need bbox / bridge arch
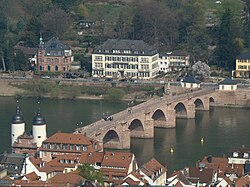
[103,130,120,148]
[209,97,215,103]
[174,102,187,118]
[194,98,204,109]
[129,119,144,138]
[152,109,167,127]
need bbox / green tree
[243,0,250,47]
[20,17,41,47]
[177,0,206,45]
[215,7,242,70]
[78,163,104,187]
[132,0,179,50]
[113,7,133,40]
[21,0,52,17]
[51,0,83,11]
[13,49,29,71]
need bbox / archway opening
[152,109,166,127]
[129,119,144,138]
[174,102,187,118]
[209,97,215,103]
[194,99,204,109]
[103,130,120,148]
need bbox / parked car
[41,75,50,79]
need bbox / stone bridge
[75,88,217,149]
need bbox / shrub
[105,88,125,101]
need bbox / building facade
[232,52,250,78]
[37,37,74,72]
[158,50,190,73]
[92,39,159,80]
[39,132,102,162]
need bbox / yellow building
[232,52,250,78]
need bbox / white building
[92,39,159,80]
[181,75,201,89]
[219,77,237,91]
[139,158,167,186]
[158,50,190,73]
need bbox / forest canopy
[0,0,249,71]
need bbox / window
[233,152,239,157]
[82,146,87,151]
[70,144,74,150]
[43,143,48,149]
[63,144,69,150]
[244,153,249,158]
[94,56,103,61]
[49,144,54,149]
[76,145,80,151]
[38,136,41,138]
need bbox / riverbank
[0,79,156,101]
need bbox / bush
[105,88,125,101]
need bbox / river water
[0,97,249,172]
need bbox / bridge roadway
[75,88,216,149]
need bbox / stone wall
[213,89,250,107]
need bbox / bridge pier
[154,108,176,128]
[143,119,154,138]
[103,129,131,150]
[201,97,210,111]
[186,103,196,118]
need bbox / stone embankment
[0,79,25,96]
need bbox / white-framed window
[233,152,239,157]
[244,153,249,158]
[82,146,87,151]
[43,143,48,149]
[76,145,80,151]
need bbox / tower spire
[32,100,47,147]
[11,100,25,146]
[39,32,44,48]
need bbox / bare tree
[40,6,72,39]
[132,0,179,50]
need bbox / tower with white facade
[11,106,25,146]
[32,107,47,147]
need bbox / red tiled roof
[124,177,140,186]
[49,172,85,187]
[80,152,104,164]
[101,152,134,168]
[236,175,250,186]
[43,133,92,145]
[140,158,166,180]
[14,180,50,186]
[23,171,40,181]
[188,167,213,183]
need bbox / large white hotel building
[92,39,159,80]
